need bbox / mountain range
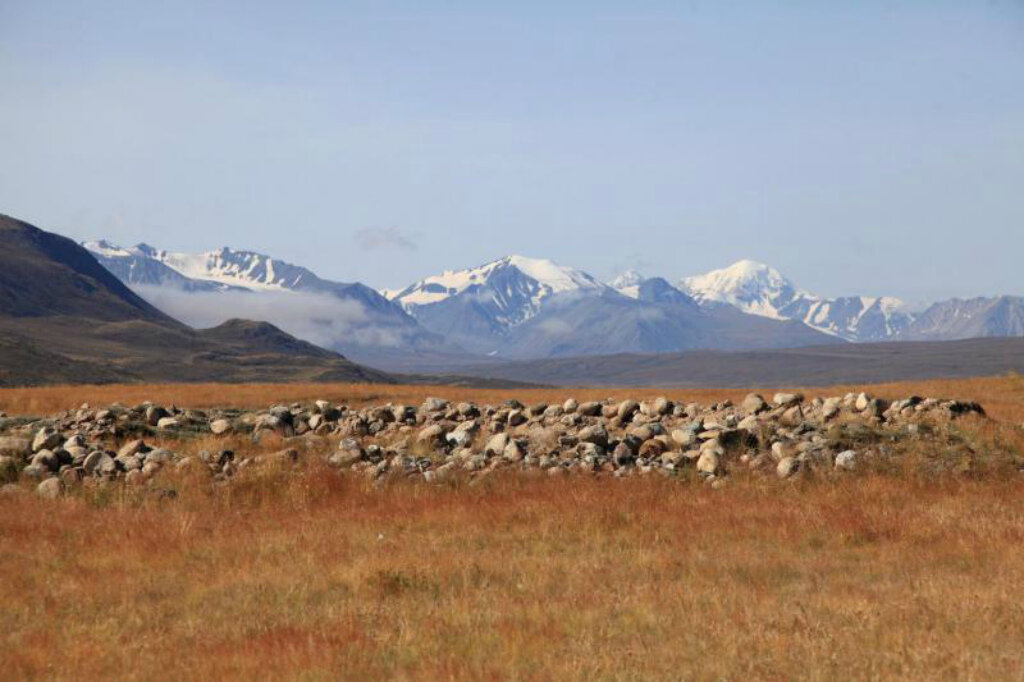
[84,240,453,363]
[0,210,1021,387]
[0,214,393,386]
[81,237,1024,372]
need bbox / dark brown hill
[0,213,392,386]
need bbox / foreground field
[2,375,1024,680]
[3,474,1024,680]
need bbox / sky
[1,0,1023,303]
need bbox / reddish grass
[2,472,1024,680]
[1,375,1024,679]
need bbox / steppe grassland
[2,374,1024,680]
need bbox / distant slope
[0,213,394,386]
[0,216,178,323]
[495,289,839,359]
[0,329,124,385]
[454,337,1024,387]
[900,296,1024,341]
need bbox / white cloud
[134,286,411,349]
[535,318,573,336]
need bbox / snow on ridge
[609,269,644,299]
[82,240,132,258]
[681,259,801,313]
[395,254,604,308]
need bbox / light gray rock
[210,419,232,435]
[503,441,525,462]
[484,433,509,456]
[577,425,609,447]
[445,427,475,448]
[737,415,759,431]
[777,457,799,478]
[30,449,59,472]
[417,424,445,446]
[145,449,174,465]
[772,393,803,407]
[421,397,449,413]
[117,439,147,459]
[742,394,767,414]
[32,428,62,453]
[145,406,169,426]
[36,477,64,499]
[82,451,114,475]
[696,450,719,476]
[507,409,527,427]
[617,400,640,420]
[835,450,857,471]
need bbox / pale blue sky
[1,1,1022,302]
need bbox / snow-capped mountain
[392,255,836,357]
[390,255,608,350]
[610,272,701,308]
[84,241,326,293]
[83,240,450,359]
[681,260,806,319]
[82,241,244,292]
[609,269,645,299]
[392,254,605,316]
[679,260,913,341]
[86,238,1024,367]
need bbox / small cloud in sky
[354,226,416,252]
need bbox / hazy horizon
[2,1,1022,302]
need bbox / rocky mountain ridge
[84,234,1024,364]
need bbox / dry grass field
[2,374,1024,680]
[3,373,1024,421]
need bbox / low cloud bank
[135,286,410,349]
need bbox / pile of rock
[0,392,987,498]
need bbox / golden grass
[3,472,1024,680]
[2,375,1024,680]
